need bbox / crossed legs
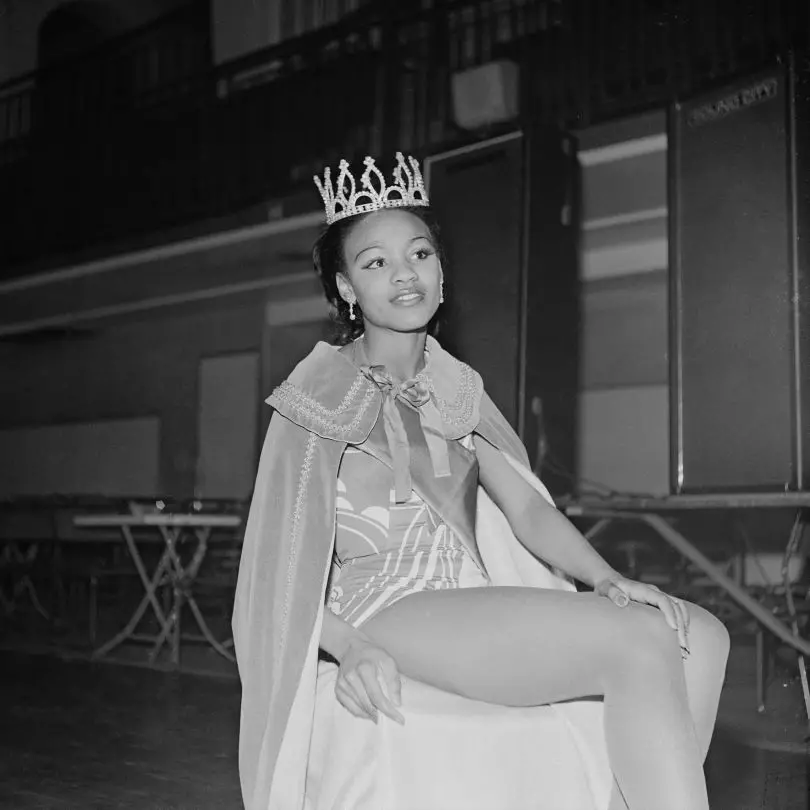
[361,588,730,810]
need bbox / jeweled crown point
[314,152,430,225]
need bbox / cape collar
[267,336,483,443]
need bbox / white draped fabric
[297,457,614,810]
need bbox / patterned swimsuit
[326,436,490,628]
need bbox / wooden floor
[0,644,807,809]
[0,652,241,809]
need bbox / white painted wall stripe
[0,272,312,337]
[581,238,668,280]
[0,211,322,295]
[582,207,668,231]
[578,133,667,167]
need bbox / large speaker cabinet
[669,62,810,493]
[425,130,580,493]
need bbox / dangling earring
[439,276,445,304]
[349,301,356,321]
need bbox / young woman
[233,153,730,810]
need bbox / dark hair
[312,206,446,345]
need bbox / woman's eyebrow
[354,243,382,261]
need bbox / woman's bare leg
[362,587,716,810]
[606,601,731,809]
[681,603,730,758]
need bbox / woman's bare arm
[320,608,373,661]
[320,607,404,723]
[473,435,617,588]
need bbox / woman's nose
[391,259,417,283]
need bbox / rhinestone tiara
[314,152,430,225]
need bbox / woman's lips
[391,289,425,306]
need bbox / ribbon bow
[363,364,451,503]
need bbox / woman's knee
[602,603,684,682]
[686,602,731,664]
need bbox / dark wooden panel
[523,127,581,491]
[427,130,581,493]
[427,135,525,427]
[670,64,810,492]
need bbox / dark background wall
[0,295,265,495]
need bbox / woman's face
[337,209,442,335]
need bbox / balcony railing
[0,0,807,276]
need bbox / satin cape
[232,337,612,810]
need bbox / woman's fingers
[606,583,629,608]
[599,576,691,657]
[377,658,403,708]
[645,589,689,652]
[638,583,672,623]
[646,584,689,652]
[595,579,629,607]
[343,670,379,721]
[671,597,691,654]
[337,640,406,725]
[342,663,405,725]
[335,680,374,720]
[364,665,405,725]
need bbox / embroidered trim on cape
[273,376,377,437]
[275,431,318,691]
[423,362,481,428]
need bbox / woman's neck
[360,329,427,381]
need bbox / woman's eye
[364,257,386,270]
[413,248,433,261]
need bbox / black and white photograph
[0,1,808,808]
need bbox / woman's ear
[336,273,355,305]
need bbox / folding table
[72,512,242,666]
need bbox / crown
[314,152,430,225]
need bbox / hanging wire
[781,510,810,732]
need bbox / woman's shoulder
[424,338,529,466]
[424,336,484,439]
[285,341,342,379]
[266,341,381,442]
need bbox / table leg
[1,542,49,619]
[183,528,237,662]
[17,573,50,619]
[183,590,236,661]
[172,589,183,667]
[153,526,237,663]
[94,526,172,659]
[148,526,216,665]
[147,527,184,664]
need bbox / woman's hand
[336,637,405,725]
[594,575,691,656]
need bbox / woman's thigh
[361,586,681,707]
